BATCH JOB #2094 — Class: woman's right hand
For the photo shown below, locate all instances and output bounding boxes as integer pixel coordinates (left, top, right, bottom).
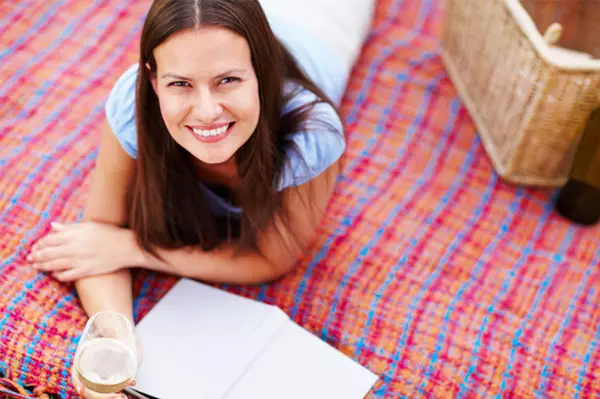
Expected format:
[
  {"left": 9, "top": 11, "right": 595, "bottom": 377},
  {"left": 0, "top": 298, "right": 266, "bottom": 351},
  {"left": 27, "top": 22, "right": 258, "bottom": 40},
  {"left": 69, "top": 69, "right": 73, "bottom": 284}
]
[
  {"left": 71, "top": 333, "right": 143, "bottom": 399},
  {"left": 71, "top": 368, "right": 132, "bottom": 399}
]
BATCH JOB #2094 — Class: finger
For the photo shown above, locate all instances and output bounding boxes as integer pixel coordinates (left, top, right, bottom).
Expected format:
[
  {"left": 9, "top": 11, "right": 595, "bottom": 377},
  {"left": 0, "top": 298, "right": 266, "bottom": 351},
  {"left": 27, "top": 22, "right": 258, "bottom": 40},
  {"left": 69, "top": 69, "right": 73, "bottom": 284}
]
[
  {"left": 89, "top": 390, "right": 127, "bottom": 399},
  {"left": 72, "top": 366, "right": 126, "bottom": 399},
  {"left": 134, "top": 335, "right": 144, "bottom": 366},
  {"left": 51, "top": 221, "right": 67, "bottom": 231},
  {"left": 35, "top": 258, "right": 73, "bottom": 272},
  {"left": 71, "top": 366, "right": 87, "bottom": 398},
  {"left": 53, "top": 266, "right": 93, "bottom": 282},
  {"left": 29, "top": 245, "right": 74, "bottom": 264},
  {"left": 32, "top": 231, "right": 70, "bottom": 251},
  {"left": 74, "top": 377, "right": 84, "bottom": 397},
  {"left": 84, "top": 388, "right": 126, "bottom": 399},
  {"left": 83, "top": 387, "right": 127, "bottom": 399}
]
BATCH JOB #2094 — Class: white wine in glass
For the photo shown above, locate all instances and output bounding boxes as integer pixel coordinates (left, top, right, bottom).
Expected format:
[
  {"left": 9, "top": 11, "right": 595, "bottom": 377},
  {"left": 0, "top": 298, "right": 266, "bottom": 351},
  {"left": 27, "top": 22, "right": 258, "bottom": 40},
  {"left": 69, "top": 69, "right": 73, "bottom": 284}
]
[{"left": 75, "top": 311, "right": 138, "bottom": 394}]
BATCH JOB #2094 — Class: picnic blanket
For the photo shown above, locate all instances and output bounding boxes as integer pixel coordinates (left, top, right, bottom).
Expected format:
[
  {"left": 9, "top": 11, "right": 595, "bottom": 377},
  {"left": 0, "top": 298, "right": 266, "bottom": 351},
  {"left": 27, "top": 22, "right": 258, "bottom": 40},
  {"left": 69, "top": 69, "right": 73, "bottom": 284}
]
[{"left": 1, "top": 0, "right": 599, "bottom": 398}]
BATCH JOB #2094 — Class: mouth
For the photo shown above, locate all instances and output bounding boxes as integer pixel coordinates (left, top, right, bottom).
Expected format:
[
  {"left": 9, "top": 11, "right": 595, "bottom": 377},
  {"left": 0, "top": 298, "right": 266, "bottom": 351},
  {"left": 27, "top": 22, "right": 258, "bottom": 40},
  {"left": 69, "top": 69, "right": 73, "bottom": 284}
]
[{"left": 187, "top": 122, "right": 235, "bottom": 143}]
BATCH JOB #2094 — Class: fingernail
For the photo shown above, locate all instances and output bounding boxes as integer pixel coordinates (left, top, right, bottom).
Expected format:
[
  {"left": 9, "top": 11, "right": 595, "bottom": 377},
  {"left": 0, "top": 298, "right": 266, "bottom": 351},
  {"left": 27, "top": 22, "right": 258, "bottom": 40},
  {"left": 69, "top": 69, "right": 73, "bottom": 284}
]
[
  {"left": 26, "top": 254, "right": 32, "bottom": 262},
  {"left": 51, "top": 221, "right": 66, "bottom": 230}
]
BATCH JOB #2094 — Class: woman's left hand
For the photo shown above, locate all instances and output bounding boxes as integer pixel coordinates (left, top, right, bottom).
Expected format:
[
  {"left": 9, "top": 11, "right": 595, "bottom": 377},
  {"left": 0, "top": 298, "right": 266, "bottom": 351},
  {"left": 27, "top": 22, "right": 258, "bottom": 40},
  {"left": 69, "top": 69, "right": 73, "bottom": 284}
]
[{"left": 28, "top": 222, "right": 141, "bottom": 282}]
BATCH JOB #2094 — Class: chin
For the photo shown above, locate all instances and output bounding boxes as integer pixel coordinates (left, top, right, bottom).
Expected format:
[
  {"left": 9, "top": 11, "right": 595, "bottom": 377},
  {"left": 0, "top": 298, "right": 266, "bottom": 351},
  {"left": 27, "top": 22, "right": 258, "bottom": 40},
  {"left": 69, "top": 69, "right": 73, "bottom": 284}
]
[
  {"left": 193, "top": 149, "right": 237, "bottom": 165},
  {"left": 201, "top": 156, "right": 234, "bottom": 165}
]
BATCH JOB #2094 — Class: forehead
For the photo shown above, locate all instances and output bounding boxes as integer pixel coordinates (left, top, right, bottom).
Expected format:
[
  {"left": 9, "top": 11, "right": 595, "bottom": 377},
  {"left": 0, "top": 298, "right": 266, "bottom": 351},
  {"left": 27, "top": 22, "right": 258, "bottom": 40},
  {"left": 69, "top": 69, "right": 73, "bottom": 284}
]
[{"left": 153, "top": 26, "right": 252, "bottom": 76}]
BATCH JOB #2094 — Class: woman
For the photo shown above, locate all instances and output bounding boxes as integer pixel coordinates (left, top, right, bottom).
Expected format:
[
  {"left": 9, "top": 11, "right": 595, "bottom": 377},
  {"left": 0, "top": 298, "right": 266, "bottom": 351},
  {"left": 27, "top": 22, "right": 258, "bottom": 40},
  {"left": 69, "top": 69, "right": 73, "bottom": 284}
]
[{"left": 29, "top": 0, "right": 374, "bottom": 397}]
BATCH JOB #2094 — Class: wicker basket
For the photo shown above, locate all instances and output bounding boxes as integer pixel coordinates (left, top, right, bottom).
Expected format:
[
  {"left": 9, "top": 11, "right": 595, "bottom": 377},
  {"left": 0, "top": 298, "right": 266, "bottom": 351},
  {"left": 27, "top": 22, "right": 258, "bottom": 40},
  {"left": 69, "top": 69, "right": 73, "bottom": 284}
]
[{"left": 441, "top": 0, "right": 600, "bottom": 187}]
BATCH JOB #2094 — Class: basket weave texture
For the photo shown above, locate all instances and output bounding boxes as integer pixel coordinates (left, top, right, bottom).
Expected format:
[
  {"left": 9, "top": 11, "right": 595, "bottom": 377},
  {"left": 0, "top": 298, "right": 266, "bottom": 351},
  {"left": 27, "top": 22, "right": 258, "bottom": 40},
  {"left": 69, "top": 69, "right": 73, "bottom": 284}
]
[{"left": 441, "top": 0, "right": 600, "bottom": 187}]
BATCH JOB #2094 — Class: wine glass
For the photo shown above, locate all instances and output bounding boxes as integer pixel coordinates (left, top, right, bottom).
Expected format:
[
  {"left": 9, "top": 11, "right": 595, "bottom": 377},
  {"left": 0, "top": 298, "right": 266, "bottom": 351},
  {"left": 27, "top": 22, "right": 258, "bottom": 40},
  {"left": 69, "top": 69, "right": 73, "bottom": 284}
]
[{"left": 74, "top": 311, "right": 138, "bottom": 395}]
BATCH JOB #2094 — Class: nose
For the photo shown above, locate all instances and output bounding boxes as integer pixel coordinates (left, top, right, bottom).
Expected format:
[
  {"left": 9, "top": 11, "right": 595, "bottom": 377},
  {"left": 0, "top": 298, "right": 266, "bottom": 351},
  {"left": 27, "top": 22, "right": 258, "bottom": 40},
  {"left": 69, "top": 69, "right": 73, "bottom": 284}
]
[{"left": 191, "top": 87, "right": 222, "bottom": 122}]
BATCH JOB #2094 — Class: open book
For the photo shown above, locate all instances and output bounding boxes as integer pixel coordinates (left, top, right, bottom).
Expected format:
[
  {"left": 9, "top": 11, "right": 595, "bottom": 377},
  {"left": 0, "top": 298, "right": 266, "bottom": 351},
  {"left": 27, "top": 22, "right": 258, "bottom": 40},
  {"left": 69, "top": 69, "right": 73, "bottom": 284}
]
[{"left": 129, "top": 278, "right": 379, "bottom": 399}]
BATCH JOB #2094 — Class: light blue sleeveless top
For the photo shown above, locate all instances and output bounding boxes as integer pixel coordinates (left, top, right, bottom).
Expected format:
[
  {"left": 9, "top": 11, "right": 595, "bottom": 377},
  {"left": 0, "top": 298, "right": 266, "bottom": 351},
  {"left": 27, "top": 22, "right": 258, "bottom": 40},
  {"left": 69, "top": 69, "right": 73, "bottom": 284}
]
[{"left": 105, "top": 13, "right": 346, "bottom": 216}]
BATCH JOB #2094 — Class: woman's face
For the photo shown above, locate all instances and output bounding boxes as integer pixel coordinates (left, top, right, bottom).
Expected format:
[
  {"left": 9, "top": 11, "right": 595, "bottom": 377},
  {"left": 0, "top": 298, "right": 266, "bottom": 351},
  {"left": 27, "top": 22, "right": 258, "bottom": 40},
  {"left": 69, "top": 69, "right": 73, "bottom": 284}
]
[{"left": 150, "top": 27, "right": 260, "bottom": 165}]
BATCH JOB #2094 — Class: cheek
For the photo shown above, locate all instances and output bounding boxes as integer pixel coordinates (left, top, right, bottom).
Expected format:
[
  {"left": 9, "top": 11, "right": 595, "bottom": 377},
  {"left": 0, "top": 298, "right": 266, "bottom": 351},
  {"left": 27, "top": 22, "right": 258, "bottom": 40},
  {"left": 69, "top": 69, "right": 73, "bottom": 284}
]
[
  {"left": 157, "top": 93, "right": 188, "bottom": 128},
  {"left": 236, "top": 83, "right": 260, "bottom": 123}
]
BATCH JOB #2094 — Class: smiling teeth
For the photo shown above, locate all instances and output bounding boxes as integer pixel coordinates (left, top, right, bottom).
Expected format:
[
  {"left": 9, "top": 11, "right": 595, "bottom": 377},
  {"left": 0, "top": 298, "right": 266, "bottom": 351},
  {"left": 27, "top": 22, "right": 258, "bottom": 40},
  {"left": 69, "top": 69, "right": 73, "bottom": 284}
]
[{"left": 191, "top": 124, "right": 229, "bottom": 137}]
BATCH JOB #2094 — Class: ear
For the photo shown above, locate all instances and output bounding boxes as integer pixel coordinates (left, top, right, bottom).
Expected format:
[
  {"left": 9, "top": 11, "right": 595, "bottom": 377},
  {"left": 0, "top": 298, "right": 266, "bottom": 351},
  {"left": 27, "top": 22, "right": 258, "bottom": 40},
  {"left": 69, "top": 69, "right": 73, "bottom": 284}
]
[{"left": 146, "top": 62, "right": 158, "bottom": 94}]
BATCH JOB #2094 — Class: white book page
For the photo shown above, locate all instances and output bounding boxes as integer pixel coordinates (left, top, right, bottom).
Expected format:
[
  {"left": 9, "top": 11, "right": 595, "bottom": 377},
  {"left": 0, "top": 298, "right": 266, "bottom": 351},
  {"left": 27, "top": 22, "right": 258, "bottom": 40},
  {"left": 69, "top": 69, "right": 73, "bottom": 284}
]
[
  {"left": 133, "top": 279, "right": 289, "bottom": 399},
  {"left": 224, "top": 322, "right": 379, "bottom": 399}
]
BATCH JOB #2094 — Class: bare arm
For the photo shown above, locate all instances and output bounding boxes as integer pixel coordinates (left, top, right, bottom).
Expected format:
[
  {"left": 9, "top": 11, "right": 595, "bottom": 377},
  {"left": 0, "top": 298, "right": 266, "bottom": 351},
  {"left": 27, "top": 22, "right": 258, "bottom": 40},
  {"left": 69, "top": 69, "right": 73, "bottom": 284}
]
[
  {"left": 132, "top": 161, "right": 340, "bottom": 284},
  {"left": 33, "top": 126, "right": 340, "bottom": 286},
  {"left": 75, "top": 121, "right": 136, "bottom": 322}
]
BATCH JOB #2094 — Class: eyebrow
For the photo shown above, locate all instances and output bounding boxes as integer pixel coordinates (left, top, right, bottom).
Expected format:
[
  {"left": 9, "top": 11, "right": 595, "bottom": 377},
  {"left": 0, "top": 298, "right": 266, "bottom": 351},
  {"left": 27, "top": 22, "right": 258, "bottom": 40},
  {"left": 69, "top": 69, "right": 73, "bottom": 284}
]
[
  {"left": 160, "top": 69, "right": 246, "bottom": 80},
  {"left": 160, "top": 73, "right": 191, "bottom": 80}
]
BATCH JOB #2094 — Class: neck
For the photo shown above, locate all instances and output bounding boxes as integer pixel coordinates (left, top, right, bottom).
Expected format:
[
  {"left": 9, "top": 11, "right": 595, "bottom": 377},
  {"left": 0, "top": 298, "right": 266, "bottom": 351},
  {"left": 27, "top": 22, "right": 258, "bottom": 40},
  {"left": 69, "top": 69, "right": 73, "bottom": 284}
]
[{"left": 194, "top": 157, "right": 239, "bottom": 187}]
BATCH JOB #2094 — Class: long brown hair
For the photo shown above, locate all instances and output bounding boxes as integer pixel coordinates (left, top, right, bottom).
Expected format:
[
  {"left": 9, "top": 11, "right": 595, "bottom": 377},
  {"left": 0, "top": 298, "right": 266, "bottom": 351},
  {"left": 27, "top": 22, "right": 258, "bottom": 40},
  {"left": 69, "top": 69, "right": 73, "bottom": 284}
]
[{"left": 129, "top": 0, "right": 341, "bottom": 256}]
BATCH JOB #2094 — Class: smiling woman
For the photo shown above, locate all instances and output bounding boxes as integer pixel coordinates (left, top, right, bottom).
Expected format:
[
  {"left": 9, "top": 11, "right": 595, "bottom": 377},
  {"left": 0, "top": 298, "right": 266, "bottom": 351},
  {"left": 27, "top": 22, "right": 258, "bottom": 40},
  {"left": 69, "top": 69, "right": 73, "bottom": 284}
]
[{"left": 28, "top": 0, "right": 375, "bottom": 397}]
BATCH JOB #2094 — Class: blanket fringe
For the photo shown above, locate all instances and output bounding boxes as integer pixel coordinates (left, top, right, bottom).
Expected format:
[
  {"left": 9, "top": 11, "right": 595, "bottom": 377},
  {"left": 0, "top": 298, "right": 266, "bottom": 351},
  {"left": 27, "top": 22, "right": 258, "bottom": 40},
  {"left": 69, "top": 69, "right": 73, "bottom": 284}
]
[{"left": 0, "top": 362, "right": 54, "bottom": 399}]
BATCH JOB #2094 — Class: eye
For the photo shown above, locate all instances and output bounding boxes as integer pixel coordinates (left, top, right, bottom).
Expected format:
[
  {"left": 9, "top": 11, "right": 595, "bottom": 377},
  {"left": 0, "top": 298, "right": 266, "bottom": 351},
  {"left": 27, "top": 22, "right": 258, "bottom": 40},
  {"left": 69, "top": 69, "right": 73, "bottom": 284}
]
[
  {"left": 168, "top": 81, "right": 190, "bottom": 88},
  {"left": 220, "top": 77, "right": 240, "bottom": 85}
]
